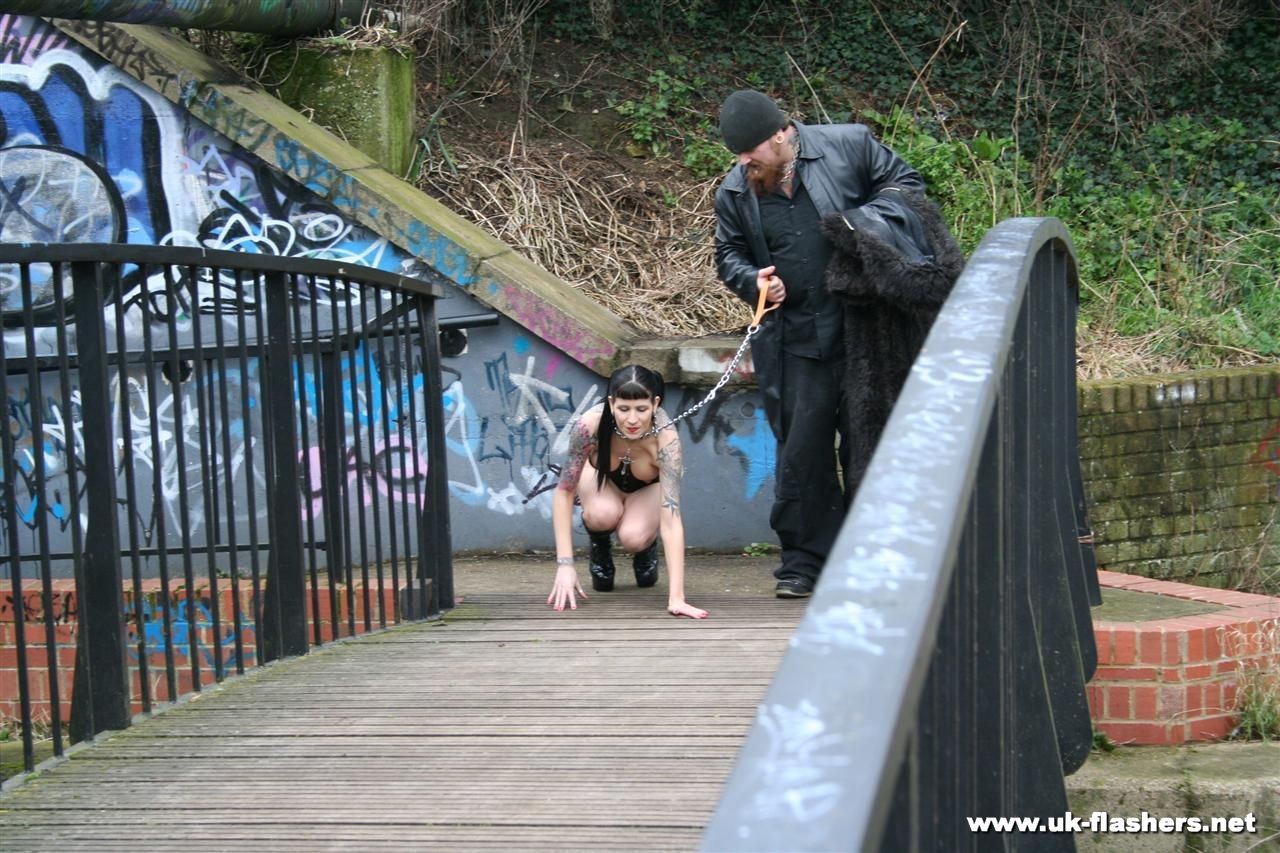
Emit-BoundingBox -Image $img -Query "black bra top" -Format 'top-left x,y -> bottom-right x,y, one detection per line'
606,465 -> 659,494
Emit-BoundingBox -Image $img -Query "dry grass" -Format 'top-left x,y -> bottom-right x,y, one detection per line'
417,139 -> 750,337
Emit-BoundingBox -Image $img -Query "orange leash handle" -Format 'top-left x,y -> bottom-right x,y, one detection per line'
750,277 -> 781,328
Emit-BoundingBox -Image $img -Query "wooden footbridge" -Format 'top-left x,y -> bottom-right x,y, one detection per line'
1,563 -> 802,851
1,221 -> 1099,850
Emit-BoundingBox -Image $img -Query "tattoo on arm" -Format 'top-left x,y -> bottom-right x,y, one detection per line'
657,436 -> 683,516
557,420 -> 596,491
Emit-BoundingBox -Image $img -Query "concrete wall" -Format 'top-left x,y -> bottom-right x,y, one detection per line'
0,15 -> 775,570
1079,366 -> 1280,594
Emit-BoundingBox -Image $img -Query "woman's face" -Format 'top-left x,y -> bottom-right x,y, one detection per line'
610,395 -> 658,437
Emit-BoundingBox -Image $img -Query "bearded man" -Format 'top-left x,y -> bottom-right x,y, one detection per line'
712,89 -> 926,599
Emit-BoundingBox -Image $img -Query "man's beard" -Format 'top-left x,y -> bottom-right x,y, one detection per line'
746,160 -> 786,196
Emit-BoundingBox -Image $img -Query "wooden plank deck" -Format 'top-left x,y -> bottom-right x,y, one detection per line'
0,562 -> 801,852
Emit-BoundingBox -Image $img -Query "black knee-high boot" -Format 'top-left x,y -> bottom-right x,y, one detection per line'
586,527 -> 616,592
633,540 -> 659,588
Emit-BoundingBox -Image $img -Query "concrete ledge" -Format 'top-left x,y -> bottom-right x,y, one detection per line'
1068,742 -> 1280,852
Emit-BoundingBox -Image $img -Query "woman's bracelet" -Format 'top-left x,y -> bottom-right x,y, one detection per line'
556,555 -> 574,566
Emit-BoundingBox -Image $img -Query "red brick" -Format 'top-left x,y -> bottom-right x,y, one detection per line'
1095,665 -> 1160,681
1159,685 -> 1185,718
1160,668 -> 1184,683
1111,628 -> 1137,665
0,667 -> 20,703
1133,685 -> 1159,720
1139,631 -> 1164,664
1184,684 -> 1204,716
1097,570 -> 1143,589
1086,684 -> 1104,717
1184,663 -> 1214,680
1205,627 -> 1225,661
1184,628 -> 1207,663
1098,721 -> 1183,746
1203,682 -> 1225,714
1107,686 -> 1132,719
1164,632 -> 1183,664
1222,681 -> 1240,710
1188,715 -> 1235,741
1216,659 -> 1239,675
1128,580 -> 1176,594
26,670 -> 48,702
1220,623 -> 1253,657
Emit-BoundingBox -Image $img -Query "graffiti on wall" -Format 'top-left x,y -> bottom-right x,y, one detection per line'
0,15 -> 773,563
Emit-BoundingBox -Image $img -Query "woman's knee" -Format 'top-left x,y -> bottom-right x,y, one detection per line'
581,505 -> 623,532
616,525 -> 657,553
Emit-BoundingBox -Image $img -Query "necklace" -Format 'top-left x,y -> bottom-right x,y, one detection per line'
612,423 -> 652,477
781,134 -> 800,185
613,423 -> 660,440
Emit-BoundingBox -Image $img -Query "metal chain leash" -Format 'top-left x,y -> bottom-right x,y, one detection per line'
524,292 -> 775,503
632,283 -> 779,436
638,323 -> 762,436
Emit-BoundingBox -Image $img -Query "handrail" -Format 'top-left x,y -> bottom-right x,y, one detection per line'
0,241 -> 453,776
702,217 -> 1099,851
0,242 -> 446,299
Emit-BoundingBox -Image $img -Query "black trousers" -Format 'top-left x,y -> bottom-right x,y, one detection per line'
771,351 -> 851,583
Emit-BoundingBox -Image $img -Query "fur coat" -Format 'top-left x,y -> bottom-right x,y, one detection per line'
822,188 -> 966,495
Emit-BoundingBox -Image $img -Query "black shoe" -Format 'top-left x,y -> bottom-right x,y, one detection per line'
587,528 -> 616,592
775,578 -> 814,599
633,540 -> 659,588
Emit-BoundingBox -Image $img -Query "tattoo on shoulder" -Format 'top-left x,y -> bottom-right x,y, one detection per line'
557,419 -> 596,491
657,436 -> 683,516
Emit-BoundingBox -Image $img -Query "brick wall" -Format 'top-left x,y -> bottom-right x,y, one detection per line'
1088,571 -> 1279,745
1,580 -> 400,725
1078,365 -> 1280,593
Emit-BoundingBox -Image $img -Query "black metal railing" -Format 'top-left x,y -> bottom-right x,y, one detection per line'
0,243 -> 452,781
703,218 -> 1100,851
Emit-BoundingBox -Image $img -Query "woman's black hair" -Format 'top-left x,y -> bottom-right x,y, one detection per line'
596,364 -> 665,489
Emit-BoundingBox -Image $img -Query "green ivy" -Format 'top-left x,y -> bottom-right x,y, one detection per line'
523,2 -> 1280,370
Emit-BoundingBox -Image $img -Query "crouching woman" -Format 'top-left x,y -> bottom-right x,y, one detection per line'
547,365 -> 708,619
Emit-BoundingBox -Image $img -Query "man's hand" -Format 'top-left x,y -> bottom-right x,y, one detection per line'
757,265 -> 787,304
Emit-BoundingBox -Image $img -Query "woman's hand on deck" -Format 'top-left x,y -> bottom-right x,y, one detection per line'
667,600 -> 708,619
547,563 -> 587,611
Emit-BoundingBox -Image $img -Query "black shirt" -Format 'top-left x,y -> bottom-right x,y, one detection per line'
757,178 -> 841,360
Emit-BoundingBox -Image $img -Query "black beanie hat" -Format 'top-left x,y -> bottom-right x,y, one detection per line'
719,89 -> 786,153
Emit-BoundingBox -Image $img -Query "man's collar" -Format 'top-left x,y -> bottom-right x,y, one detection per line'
791,121 -> 821,159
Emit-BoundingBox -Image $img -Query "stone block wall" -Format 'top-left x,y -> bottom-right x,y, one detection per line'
1078,366 -> 1280,593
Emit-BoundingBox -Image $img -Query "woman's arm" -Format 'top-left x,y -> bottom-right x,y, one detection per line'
656,427 -> 707,619
547,418 -> 595,612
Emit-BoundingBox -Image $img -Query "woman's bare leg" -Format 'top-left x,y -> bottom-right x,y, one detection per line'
615,483 -> 660,553
576,462 -> 624,590
576,461 -> 624,531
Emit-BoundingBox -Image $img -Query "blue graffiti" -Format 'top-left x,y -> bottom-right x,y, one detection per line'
128,594 -> 252,671
726,408 -> 776,500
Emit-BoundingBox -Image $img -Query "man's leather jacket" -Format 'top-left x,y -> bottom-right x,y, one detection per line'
713,120 -> 924,435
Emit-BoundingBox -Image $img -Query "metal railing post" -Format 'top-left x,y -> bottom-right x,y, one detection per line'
318,347 -> 348,611
414,291 -> 452,614
67,260 -> 129,741
260,271 -> 307,661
